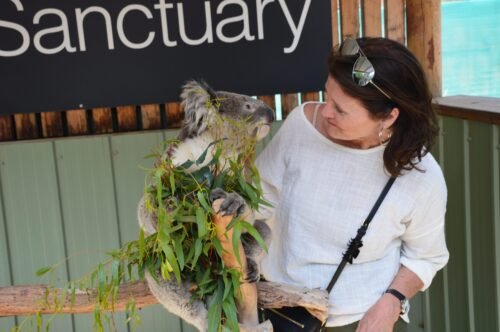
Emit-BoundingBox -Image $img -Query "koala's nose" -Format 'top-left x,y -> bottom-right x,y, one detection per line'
255,106 -> 275,124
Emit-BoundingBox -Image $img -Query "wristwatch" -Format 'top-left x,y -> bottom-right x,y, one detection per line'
385,288 -> 410,315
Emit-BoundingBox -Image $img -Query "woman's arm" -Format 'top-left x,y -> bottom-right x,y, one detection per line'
356,265 -> 423,332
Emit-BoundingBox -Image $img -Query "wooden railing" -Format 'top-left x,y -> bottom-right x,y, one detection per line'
434,95 -> 500,125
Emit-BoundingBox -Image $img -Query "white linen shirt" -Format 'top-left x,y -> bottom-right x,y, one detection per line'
255,102 -> 449,327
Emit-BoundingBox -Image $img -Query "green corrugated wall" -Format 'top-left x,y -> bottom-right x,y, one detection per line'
0,117 -> 499,331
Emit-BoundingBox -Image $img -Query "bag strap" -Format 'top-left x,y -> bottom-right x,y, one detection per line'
326,177 -> 396,293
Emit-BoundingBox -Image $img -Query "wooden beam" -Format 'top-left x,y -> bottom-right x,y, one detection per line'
166,102 -> 183,128
340,0 -> 360,39
280,93 -> 299,119
0,115 -> 15,141
363,0 -> 382,37
14,113 -> 39,140
66,109 -> 88,136
0,281 -> 328,320
434,96 -> 500,125
302,92 -> 320,102
0,281 -> 155,316
92,107 -> 114,134
41,111 -> 64,138
385,0 -> 405,43
116,105 -> 138,131
140,104 -> 162,130
407,0 -> 442,97
331,0 -> 340,46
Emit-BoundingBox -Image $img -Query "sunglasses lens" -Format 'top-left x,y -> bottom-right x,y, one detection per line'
352,56 -> 375,86
340,38 -> 360,56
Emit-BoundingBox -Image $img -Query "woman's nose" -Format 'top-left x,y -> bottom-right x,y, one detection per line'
322,102 -> 335,118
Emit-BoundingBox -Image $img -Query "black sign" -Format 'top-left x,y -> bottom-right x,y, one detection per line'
0,0 -> 332,114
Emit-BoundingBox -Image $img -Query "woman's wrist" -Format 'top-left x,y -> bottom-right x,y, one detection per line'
381,293 -> 402,320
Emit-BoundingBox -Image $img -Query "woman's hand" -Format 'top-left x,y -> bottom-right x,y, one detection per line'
355,293 -> 400,332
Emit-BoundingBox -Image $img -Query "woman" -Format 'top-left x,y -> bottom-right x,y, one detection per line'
255,37 -> 449,331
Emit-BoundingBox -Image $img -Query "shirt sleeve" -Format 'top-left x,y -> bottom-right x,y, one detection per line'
254,106 -> 299,220
400,175 -> 449,290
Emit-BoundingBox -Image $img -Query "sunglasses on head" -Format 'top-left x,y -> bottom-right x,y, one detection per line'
339,38 -> 393,101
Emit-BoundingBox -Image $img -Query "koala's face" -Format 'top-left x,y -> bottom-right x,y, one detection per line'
215,90 -> 274,141
179,80 -> 274,141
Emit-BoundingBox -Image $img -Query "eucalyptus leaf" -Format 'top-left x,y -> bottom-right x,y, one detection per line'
241,221 -> 268,252
192,237 -> 203,267
172,237 -> 185,271
161,243 -> 181,284
222,296 -> 239,332
195,206 -> 207,238
35,266 -> 53,277
197,191 -> 212,212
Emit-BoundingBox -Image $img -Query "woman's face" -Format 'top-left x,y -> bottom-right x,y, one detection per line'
320,76 -> 393,149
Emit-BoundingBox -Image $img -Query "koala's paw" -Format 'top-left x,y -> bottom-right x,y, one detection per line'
209,188 -> 246,217
244,258 -> 261,283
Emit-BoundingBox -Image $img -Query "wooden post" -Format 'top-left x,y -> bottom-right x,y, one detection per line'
140,104 -> 162,130
116,105 -> 138,131
0,115 -> 15,141
166,102 -> 183,128
41,111 -> 64,138
331,0 -> 340,46
340,0 -> 360,39
385,0 -> 405,43
66,109 -> 88,136
406,0 -> 442,97
302,92 -> 320,103
92,107 -> 114,134
280,93 -> 299,118
0,281 -> 327,319
14,114 -> 39,140
212,199 -> 260,326
363,0 -> 382,37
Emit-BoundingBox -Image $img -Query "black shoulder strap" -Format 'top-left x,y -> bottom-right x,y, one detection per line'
326,177 -> 396,293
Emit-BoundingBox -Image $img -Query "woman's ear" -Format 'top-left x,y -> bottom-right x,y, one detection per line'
385,107 -> 400,128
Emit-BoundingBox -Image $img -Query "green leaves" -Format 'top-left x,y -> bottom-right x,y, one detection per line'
241,221 -> 268,253
34,135 -> 272,332
35,266 -> 53,277
195,206 -> 208,238
140,138 -> 272,330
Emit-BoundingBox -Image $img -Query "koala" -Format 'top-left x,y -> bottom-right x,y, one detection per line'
137,80 -> 274,331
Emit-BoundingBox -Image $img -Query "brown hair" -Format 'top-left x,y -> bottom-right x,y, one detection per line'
328,37 -> 439,177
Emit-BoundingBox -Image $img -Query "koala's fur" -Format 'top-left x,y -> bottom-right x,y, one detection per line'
137,80 -> 274,331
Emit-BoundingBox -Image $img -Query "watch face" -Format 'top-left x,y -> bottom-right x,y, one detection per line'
401,300 -> 410,315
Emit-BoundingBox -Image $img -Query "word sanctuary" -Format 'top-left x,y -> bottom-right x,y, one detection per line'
1,0 -> 312,57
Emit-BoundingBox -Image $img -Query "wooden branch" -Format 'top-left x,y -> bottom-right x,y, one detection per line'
0,280 -> 328,319
0,280 -> 155,317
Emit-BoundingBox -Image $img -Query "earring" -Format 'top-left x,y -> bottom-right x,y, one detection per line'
379,128 -> 392,145
378,128 -> 384,146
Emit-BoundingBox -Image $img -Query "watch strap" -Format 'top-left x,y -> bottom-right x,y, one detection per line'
385,288 -> 406,301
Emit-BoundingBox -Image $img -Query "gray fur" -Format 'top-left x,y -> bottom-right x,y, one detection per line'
137,80 -> 273,330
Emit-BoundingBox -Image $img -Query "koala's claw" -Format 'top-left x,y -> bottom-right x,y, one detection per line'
244,259 -> 261,283
209,188 -> 227,202
210,188 -> 246,217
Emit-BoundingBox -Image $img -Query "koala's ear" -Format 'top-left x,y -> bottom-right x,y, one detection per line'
179,80 -> 215,139
199,80 -> 218,104
180,80 -> 218,111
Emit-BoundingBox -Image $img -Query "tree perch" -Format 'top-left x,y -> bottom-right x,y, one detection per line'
0,280 -> 327,319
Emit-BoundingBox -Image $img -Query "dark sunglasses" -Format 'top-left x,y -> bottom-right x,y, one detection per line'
339,38 -> 393,101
